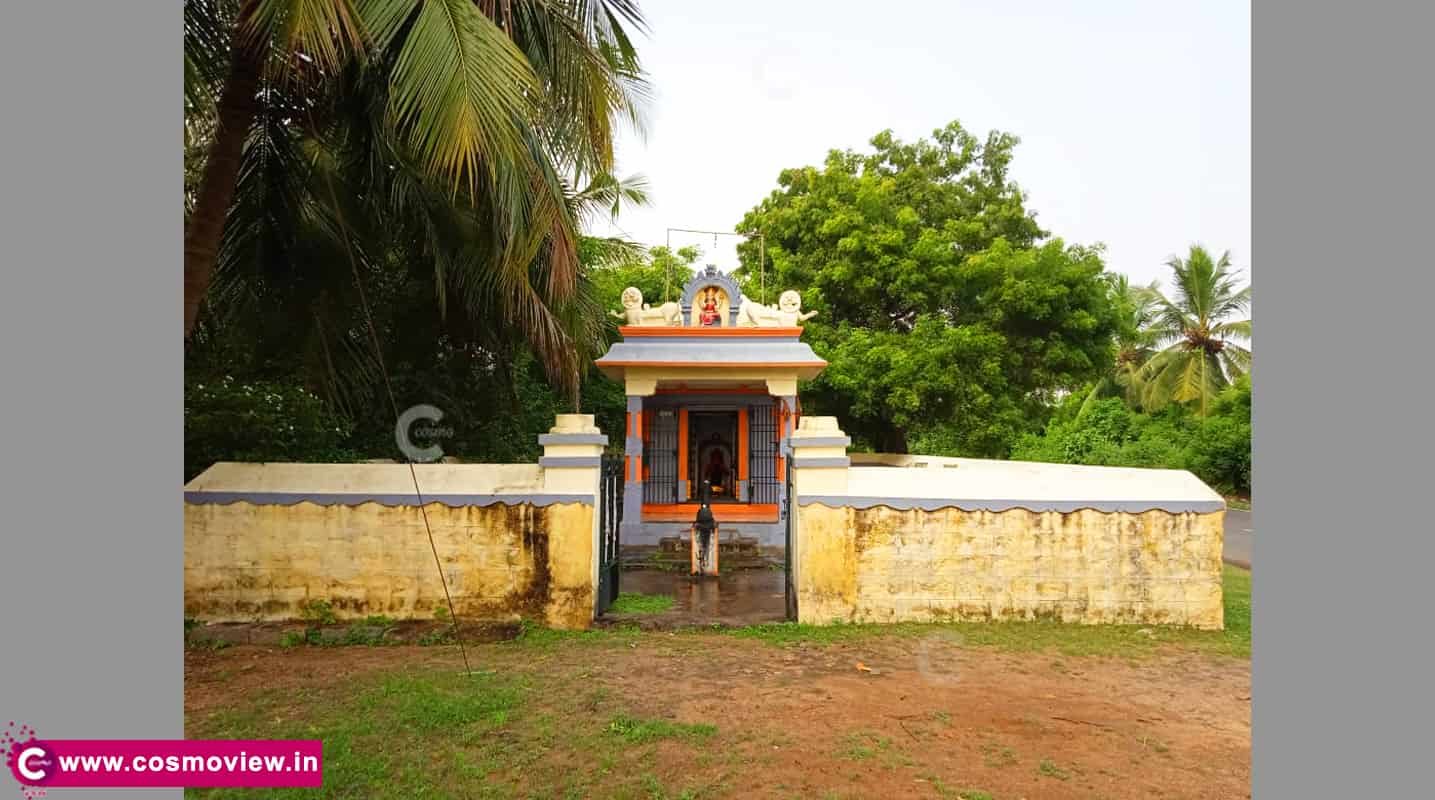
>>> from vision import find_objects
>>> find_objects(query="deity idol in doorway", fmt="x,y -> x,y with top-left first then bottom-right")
701,432 -> 732,496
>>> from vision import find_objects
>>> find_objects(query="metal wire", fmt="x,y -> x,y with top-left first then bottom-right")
311,121 -> 473,678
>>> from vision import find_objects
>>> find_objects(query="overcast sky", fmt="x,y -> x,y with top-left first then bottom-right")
593,0 -> 1250,294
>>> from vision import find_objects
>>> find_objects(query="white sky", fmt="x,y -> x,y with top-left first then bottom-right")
593,0 -> 1251,293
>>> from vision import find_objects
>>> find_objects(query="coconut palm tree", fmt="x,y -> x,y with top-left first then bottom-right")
183,0 -> 650,345
1138,245 -> 1251,416
1079,274 -> 1162,416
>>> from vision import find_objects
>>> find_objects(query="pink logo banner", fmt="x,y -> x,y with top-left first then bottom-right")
6,739 -> 323,789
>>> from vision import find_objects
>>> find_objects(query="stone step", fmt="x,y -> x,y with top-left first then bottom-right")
621,539 -> 780,572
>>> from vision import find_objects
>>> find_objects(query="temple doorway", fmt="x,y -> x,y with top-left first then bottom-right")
689,411 -> 739,501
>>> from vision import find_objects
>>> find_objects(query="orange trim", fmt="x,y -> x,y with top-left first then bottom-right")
737,409 -> 749,482
677,409 -> 689,500
598,361 -> 826,368
619,326 -> 804,338
643,504 -> 780,523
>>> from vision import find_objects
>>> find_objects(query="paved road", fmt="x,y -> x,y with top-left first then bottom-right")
1223,509 -> 1252,569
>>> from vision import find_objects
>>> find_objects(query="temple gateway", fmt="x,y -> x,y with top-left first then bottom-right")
595,266 -> 825,552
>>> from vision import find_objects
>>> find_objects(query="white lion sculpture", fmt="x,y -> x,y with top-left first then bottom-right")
736,290 -> 818,327
610,286 -> 683,327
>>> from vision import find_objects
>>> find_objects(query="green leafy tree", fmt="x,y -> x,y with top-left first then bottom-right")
735,122 -> 1118,455
1139,245 -> 1252,415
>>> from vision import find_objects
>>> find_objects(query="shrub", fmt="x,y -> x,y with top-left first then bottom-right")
1010,388 -> 1250,495
184,376 -> 360,481
1187,415 -> 1251,493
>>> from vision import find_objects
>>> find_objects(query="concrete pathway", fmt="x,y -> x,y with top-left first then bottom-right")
1224,508 -> 1252,569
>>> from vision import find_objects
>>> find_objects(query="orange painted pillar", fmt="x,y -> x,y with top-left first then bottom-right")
677,408 -> 689,501
737,408 -> 750,501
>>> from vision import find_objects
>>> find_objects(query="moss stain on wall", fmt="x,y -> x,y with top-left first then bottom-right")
797,504 -> 1224,630
184,500 -> 596,630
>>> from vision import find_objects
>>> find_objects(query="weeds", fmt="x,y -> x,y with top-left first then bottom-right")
606,713 -> 716,744
608,592 -> 676,615
1038,759 -> 1072,780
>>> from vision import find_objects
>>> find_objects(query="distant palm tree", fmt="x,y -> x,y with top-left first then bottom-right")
1139,245 -> 1251,416
1079,274 -> 1162,415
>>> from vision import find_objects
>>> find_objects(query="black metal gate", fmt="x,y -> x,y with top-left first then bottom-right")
643,409 -> 679,503
748,403 -> 781,503
783,452 -> 796,620
598,454 -> 624,616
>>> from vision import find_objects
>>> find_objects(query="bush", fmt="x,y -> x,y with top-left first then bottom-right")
1010,385 -> 1250,495
1186,416 -> 1251,493
184,376 -> 360,481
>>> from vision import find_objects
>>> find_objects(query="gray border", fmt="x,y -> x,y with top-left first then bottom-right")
789,436 -> 852,448
184,492 -> 593,508
791,457 -> 852,468
538,456 -> 603,468
799,496 -> 1224,515
536,433 -> 609,446
0,0 -> 181,783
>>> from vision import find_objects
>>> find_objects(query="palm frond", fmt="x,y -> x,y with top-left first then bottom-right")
247,0 -> 368,71
369,0 -> 540,191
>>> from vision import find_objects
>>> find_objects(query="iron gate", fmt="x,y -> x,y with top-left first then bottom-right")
748,403 -> 781,503
783,451 -> 796,620
643,409 -> 679,503
598,454 -> 624,615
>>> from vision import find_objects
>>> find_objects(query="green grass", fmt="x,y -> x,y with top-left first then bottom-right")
189,671 -> 531,798
836,731 -> 898,762
605,713 -> 716,744
608,592 -> 677,615
187,668 -> 717,799
724,565 -> 1251,660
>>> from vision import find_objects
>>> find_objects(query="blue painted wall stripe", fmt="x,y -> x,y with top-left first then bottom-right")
538,456 -> 603,468
789,436 -> 852,448
792,457 -> 851,468
184,491 -> 594,508
797,496 -> 1225,515
537,433 -> 609,446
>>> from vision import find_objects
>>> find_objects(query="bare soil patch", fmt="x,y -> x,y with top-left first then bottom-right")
186,632 -> 1249,799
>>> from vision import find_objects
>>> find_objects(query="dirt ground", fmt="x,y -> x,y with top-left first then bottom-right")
186,632 -> 1250,799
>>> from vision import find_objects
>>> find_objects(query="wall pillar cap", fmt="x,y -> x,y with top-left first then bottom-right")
550,414 -> 600,435
794,416 -> 844,436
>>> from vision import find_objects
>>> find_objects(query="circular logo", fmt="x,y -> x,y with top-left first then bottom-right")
11,741 -> 57,786
395,404 -> 446,463
914,631 -> 966,688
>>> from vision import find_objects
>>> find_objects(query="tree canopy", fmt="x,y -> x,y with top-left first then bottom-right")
735,122 -> 1119,455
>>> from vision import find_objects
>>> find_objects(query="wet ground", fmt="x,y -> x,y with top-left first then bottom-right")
605,568 -> 789,627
